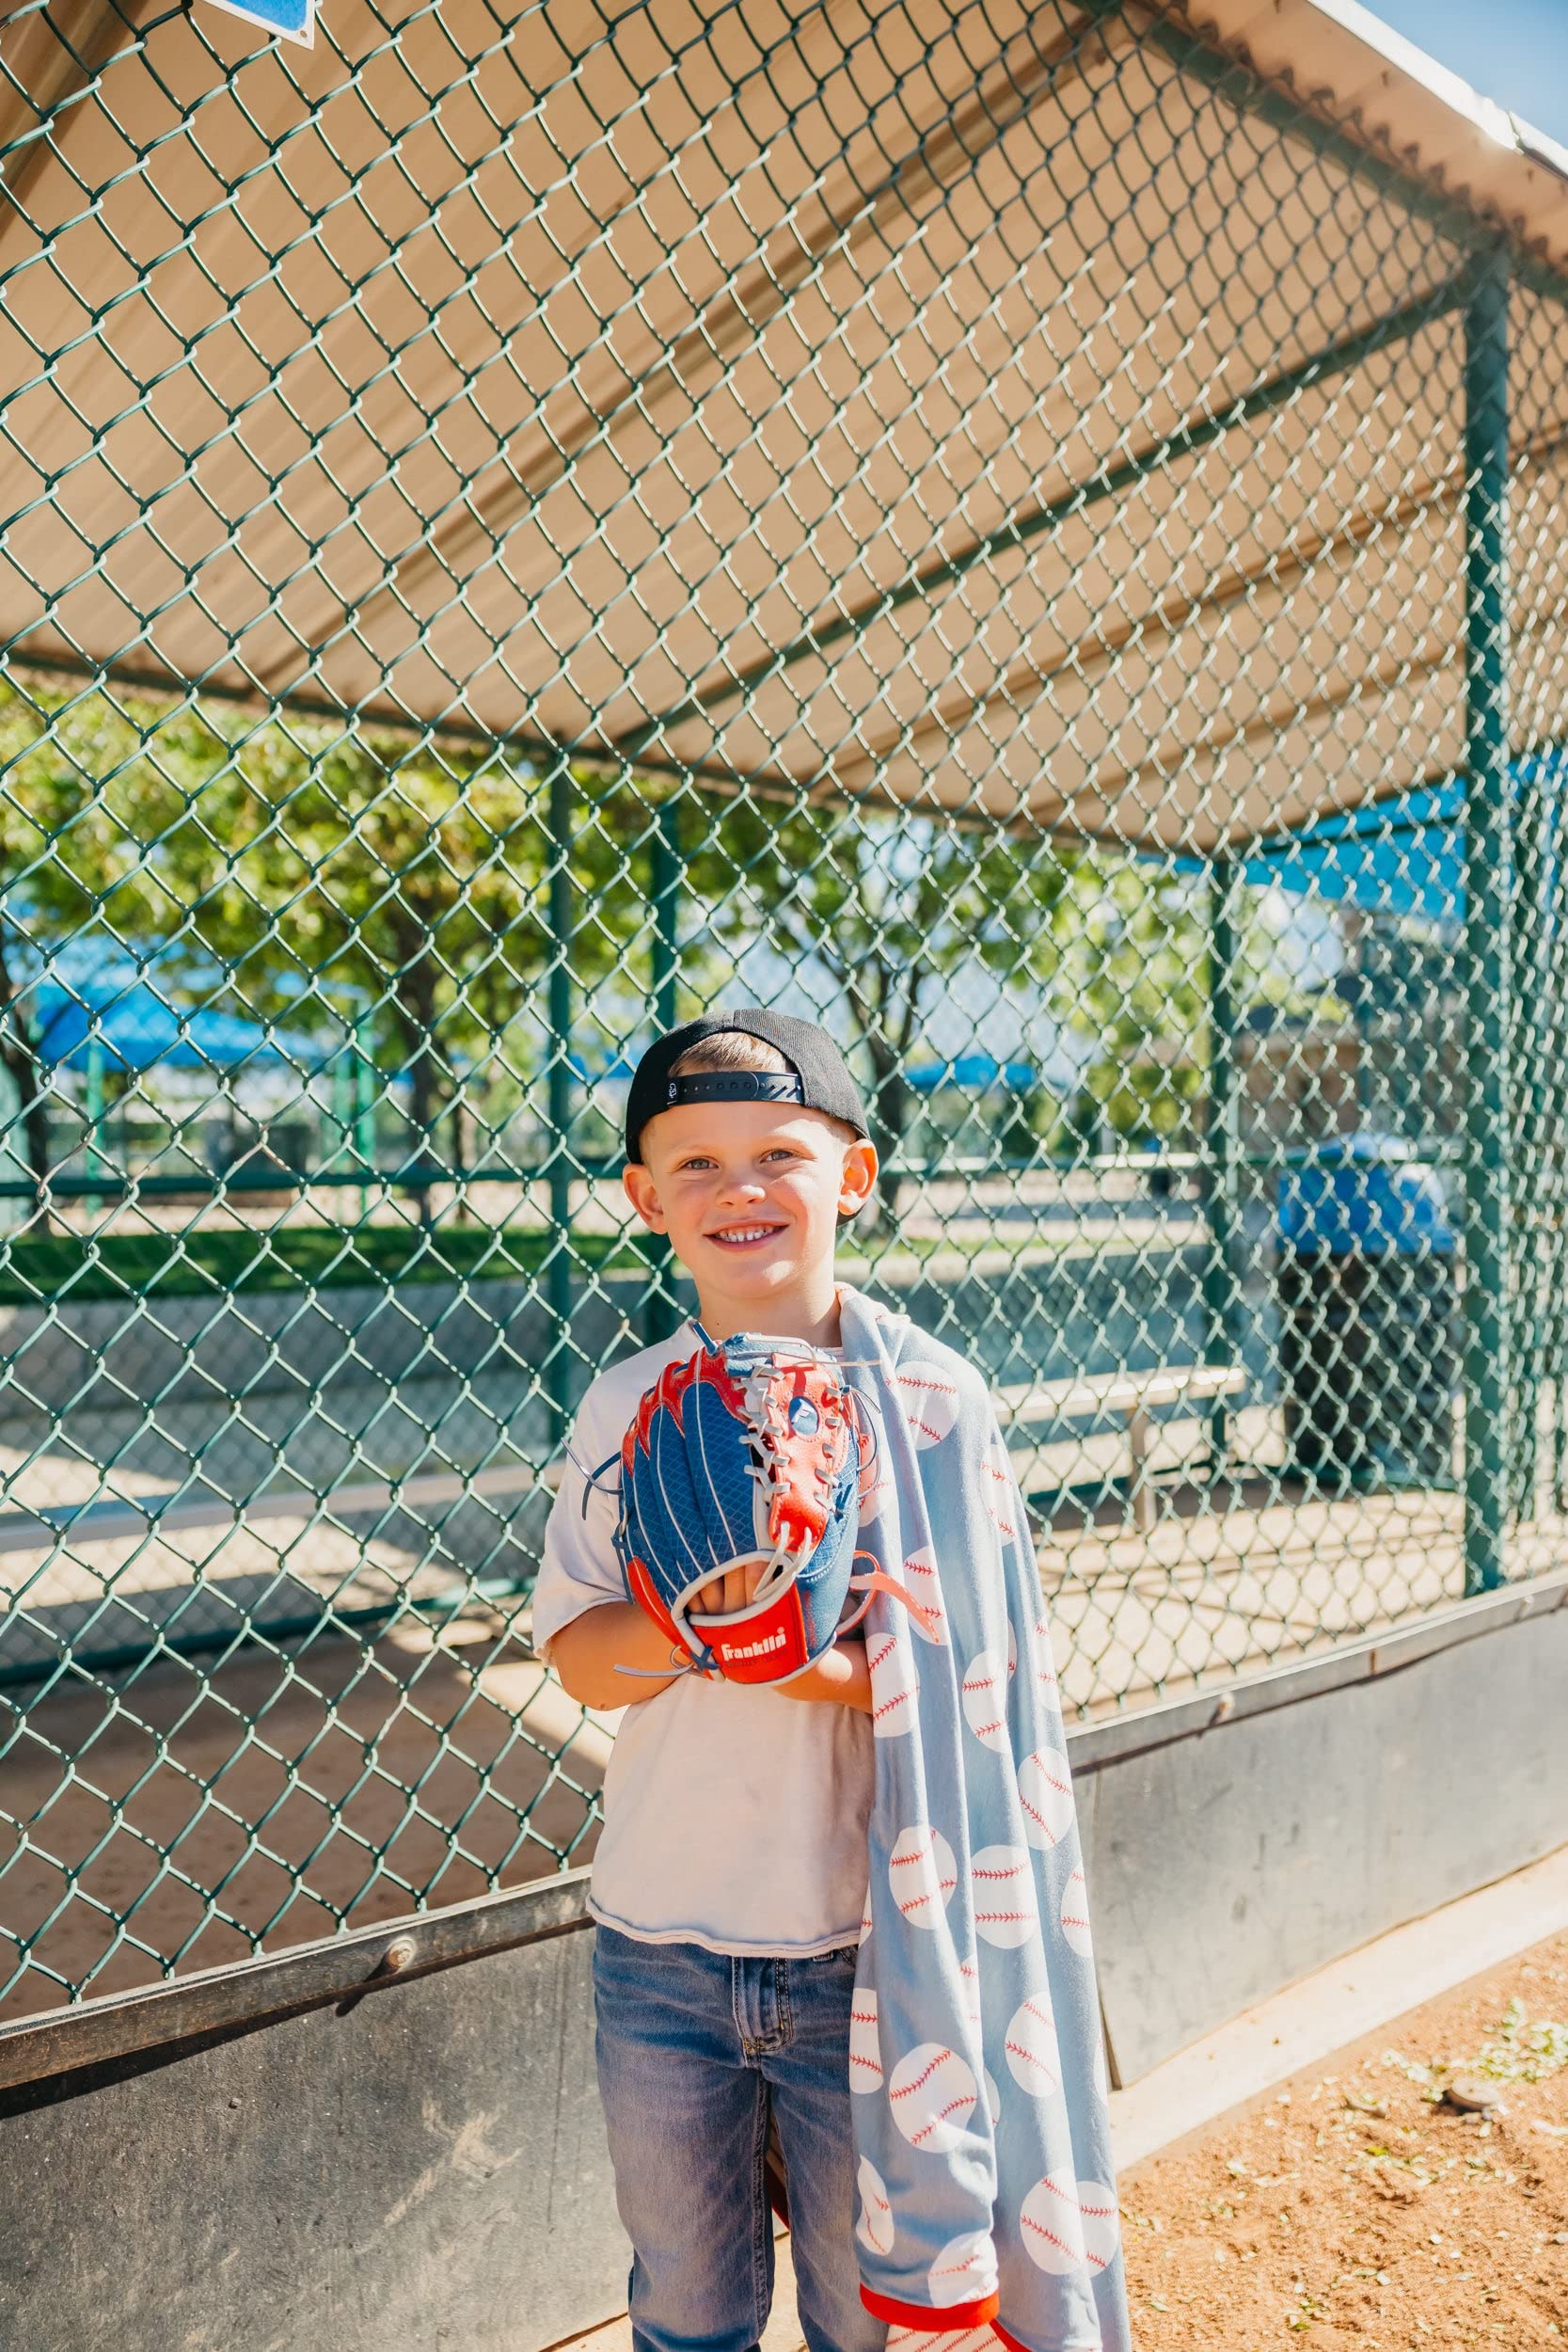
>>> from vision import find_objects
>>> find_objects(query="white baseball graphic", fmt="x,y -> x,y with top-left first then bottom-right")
867,1626 -> 918,1740
848,1989 -> 882,2092
1004,1993 -> 1063,2101
1006,1619 -> 1017,1677
970,1843 -> 1037,1948
984,2066 -> 1001,2125
855,2155 -> 895,2256
1092,2026 -> 1110,2101
983,1436 -> 1018,1538
859,1890 -> 874,1945
961,1648 -> 1010,1752
888,2042 -> 977,2153
859,1458 -> 895,1528
1059,1863 -> 1094,1958
1017,1746 -> 1074,1851
888,1823 -> 957,1928
957,1953 -> 980,2030
1019,2170 -> 1086,2275
895,1360 -> 960,1448
1031,1613 -> 1060,1703
1078,2177 -> 1121,2272
899,1546 -> 946,1643
927,2230 -> 995,2310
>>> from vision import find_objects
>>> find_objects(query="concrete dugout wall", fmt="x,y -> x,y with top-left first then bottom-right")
2,1571 -> 1563,2352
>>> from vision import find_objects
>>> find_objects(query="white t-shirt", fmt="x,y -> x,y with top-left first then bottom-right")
531,1317 -> 875,1957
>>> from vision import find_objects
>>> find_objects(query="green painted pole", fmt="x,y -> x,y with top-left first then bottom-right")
84,1034 -> 107,1180
1513,757 -> 1550,1520
546,762 -> 575,1452
1460,248 -> 1513,1596
353,1013 -> 376,1222
1203,853 -> 1240,1469
643,793 -> 684,1347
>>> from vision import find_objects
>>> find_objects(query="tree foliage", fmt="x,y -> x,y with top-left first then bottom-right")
0,679 -> 1226,1218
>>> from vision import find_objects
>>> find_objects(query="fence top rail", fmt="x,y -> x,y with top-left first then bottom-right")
0,0 -> 1564,852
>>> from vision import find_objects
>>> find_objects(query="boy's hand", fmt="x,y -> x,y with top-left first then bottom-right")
687,1567 -> 872,1711
688,1558 -> 768,1619
772,1637 -> 872,1715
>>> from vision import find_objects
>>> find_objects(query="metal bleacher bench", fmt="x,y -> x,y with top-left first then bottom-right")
996,1363 -> 1245,1534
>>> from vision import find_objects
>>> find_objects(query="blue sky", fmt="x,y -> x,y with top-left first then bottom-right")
1364,0 -> 1568,144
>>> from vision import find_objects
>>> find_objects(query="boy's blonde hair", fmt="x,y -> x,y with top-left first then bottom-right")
666,1031 -> 863,1149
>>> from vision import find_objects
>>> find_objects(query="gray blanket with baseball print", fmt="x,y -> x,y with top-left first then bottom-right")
836,1282 -> 1132,2352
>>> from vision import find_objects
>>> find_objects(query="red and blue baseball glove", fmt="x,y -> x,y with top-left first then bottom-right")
609,1323 -> 935,1684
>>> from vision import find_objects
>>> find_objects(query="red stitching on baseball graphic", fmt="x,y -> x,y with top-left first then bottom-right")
1020,2212 -> 1077,2258
890,2053 -> 946,2099
972,1861 -> 1025,1881
975,1909 -> 1032,1925
849,2053 -> 882,2075
911,2095 -> 972,2146
1005,2039 -> 1058,2075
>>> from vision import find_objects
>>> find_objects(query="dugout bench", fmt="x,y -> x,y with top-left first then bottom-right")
998,1363 -> 1245,1534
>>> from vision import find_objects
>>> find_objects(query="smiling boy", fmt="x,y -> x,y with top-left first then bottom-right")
531,1009 -> 891,2352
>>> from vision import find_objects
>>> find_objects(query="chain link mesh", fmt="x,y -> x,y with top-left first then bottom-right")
0,0 -> 1564,2020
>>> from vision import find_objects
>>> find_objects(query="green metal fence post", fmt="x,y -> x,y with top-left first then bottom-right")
353,1013 -> 376,1221
1461,246 -> 1513,1596
1203,853 -> 1241,1469
642,792 -> 685,1347
546,760 -> 576,1452
84,1032 -> 107,1181
1512,755 -> 1551,1520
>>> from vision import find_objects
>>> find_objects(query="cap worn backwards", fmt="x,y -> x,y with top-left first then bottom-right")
623,1008 -> 871,1165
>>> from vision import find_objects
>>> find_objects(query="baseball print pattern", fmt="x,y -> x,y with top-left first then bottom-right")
833,1282 -> 1132,2352
888,1822 -> 957,1929
867,1624 -> 920,1740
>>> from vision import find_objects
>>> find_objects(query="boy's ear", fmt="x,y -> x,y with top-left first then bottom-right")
623,1160 -> 667,1232
838,1136 -> 878,1218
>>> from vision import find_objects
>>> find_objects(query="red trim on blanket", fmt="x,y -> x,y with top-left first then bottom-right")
860,2284 -> 1001,2326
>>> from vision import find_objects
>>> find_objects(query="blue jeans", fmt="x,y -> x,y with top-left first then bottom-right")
592,1922 -> 888,2352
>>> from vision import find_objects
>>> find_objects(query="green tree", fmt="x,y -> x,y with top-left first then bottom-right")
1053,857 -> 1210,1147
678,794 -> 1085,1227
0,687 -> 712,1182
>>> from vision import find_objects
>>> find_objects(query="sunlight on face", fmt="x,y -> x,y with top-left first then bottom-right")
623,1100 -> 877,1314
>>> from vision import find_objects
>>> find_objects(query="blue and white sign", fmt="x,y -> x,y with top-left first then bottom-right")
198,0 -> 313,45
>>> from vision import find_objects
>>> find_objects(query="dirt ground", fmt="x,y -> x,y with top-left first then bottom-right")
1119,1926 -> 1568,2347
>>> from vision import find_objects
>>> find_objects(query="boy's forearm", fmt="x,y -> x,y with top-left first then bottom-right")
550,1608 -> 873,1715
548,1603 -> 686,1708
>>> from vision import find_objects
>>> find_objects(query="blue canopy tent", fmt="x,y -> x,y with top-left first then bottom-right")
903,1054 -> 1037,1093
28,977 -> 331,1075
6,974 -> 342,1193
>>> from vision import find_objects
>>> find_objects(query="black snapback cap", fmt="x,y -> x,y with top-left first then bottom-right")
624,1009 -> 871,1164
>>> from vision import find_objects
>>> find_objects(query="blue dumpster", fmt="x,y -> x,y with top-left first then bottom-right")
1275,1134 -> 1459,1487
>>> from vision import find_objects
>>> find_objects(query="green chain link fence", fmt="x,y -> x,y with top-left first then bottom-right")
1,0 -> 1565,2022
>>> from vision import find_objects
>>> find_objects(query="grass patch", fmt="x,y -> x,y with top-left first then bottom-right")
0,1217 -> 1089,1307
0,1221 -> 648,1306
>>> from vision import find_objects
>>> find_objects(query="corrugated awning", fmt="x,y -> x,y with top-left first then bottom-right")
2,0 -> 1566,852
